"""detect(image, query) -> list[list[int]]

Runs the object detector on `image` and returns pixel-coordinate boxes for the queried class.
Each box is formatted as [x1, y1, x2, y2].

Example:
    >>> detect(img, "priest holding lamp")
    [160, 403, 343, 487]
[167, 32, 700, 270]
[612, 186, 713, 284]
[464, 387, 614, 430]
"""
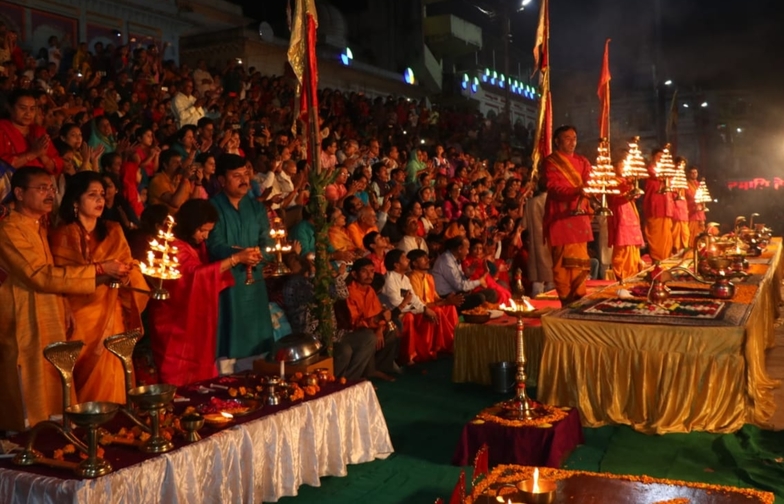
[207, 154, 270, 371]
[542, 126, 594, 305]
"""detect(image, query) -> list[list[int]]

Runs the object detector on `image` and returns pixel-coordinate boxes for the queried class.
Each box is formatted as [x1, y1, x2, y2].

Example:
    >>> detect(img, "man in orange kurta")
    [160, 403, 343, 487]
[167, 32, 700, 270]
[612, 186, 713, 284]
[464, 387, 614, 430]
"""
[543, 126, 593, 304]
[407, 249, 461, 353]
[643, 150, 674, 262]
[0, 168, 123, 432]
[685, 167, 706, 248]
[346, 258, 399, 381]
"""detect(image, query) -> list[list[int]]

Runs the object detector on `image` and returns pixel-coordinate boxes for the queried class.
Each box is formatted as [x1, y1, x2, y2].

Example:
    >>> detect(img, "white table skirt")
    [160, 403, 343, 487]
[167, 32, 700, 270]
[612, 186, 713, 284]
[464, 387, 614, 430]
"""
[0, 381, 394, 503]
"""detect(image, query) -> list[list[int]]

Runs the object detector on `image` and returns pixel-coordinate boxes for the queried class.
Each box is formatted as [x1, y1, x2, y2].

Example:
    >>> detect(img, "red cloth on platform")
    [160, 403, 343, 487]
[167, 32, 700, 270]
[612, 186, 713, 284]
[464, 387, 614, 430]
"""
[148, 239, 233, 386]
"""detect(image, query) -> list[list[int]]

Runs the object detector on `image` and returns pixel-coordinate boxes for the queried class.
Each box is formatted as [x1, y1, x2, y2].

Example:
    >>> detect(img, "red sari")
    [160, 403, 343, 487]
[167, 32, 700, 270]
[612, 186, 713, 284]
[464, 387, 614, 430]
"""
[0, 119, 63, 175]
[148, 239, 234, 386]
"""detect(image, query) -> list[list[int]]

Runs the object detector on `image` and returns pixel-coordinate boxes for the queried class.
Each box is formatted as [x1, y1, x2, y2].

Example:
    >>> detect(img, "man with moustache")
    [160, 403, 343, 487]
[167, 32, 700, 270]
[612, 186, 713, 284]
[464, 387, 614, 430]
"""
[542, 126, 593, 304]
[207, 154, 269, 371]
[0, 167, 127, 432]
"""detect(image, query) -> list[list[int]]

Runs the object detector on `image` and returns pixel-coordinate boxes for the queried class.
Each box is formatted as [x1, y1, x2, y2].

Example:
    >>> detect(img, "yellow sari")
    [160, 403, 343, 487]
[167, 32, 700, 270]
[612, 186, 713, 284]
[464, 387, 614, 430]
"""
[50, 221, 148, 403]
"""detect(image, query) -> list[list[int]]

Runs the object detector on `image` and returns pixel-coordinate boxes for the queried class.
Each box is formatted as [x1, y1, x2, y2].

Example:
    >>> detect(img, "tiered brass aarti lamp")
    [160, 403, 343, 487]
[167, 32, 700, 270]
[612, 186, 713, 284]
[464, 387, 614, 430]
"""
[266, 217, 292, 277]
[584, 138, 621, 216]
[139, 215, 182, 299]
[654, 144, 678, 193]
[694, 179, 712, 212]
[621, 137, 649, 197]
[499, 297, 539, 420]
[671, 159, 689, 201]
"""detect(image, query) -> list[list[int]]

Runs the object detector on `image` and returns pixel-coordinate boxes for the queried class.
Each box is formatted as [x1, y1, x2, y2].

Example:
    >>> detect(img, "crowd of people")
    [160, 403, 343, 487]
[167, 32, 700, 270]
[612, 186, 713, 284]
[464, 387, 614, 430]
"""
[0, 30, 709, 433]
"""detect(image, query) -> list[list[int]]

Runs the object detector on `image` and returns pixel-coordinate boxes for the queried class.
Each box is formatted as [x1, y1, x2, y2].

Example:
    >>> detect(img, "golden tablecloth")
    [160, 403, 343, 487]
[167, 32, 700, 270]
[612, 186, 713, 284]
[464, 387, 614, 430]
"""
[538, 238, 782, 434]
[452, 282, 615, 386]
[452, 319, 544, 386]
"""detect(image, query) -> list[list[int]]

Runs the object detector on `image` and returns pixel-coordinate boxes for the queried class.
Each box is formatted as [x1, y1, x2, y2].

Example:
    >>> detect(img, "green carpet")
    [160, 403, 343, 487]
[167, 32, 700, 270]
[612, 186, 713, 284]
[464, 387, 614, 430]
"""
[277, 358, 784, 503]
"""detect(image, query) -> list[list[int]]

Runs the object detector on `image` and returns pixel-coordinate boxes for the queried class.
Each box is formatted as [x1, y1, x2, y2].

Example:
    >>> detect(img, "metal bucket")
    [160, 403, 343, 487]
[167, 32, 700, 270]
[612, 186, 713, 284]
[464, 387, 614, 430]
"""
[490, 361, 516, 394]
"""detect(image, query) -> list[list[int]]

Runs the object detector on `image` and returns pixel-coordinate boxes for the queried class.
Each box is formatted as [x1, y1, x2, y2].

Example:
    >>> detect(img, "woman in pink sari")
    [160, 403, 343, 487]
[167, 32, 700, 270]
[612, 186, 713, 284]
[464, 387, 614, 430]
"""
[462, 239, 511, 306]
[147, 199, 259, 385]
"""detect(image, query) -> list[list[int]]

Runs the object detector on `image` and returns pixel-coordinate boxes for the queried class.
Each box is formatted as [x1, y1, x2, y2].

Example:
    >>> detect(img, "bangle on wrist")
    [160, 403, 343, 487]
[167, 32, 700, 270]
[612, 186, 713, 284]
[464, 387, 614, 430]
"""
[95, 262, 105, 275]
[230, 255, 238, 267]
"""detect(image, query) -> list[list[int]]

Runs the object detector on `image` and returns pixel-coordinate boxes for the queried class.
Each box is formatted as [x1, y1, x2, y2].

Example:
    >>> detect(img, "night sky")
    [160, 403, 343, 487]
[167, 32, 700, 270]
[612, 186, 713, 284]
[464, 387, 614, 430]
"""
[240, 0, 783, 98]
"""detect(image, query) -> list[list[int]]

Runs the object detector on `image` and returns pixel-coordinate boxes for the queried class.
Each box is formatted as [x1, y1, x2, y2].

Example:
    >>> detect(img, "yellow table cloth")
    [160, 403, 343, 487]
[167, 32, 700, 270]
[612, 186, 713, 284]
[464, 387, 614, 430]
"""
[537, 239, 782, 434]
[452, 319, 544, 386]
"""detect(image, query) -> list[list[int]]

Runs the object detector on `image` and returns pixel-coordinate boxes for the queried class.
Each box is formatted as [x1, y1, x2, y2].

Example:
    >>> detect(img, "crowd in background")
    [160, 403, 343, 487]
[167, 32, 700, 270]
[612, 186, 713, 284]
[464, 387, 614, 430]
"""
[2, 26, 767, 430]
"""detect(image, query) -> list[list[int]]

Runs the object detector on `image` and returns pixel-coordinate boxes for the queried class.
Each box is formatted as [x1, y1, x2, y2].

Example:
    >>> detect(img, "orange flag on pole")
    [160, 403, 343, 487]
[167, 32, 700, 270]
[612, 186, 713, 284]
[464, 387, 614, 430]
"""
[531, 0, 552, 181]
[287, 0, 319, 144]
[597, 38, 612, 141]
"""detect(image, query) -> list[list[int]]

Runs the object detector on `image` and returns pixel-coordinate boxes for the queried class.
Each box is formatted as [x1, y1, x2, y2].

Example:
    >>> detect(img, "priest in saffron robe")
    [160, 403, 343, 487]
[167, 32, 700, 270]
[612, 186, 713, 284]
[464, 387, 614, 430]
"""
[0, 90, 63, 174]
[542, 126, 593, 304]
[608, 164, 644, 281]
[643, 149, 674, 262]
[0, 167, 124, 431]
[149, 199, 258, 385]
[685, 166, 706, 248]
[207, 154, 270, 363]
[49, 172, 147, 404]
[671, 189, 690, 255]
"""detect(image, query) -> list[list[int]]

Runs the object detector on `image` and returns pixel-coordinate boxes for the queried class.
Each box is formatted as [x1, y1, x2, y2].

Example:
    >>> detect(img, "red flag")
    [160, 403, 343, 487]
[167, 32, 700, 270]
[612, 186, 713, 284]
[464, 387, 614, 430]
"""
[449, 470, 466, 504]
[597, 38, 611, 140]
[531, 0, 551, 180]
[471, 444, 489, 486]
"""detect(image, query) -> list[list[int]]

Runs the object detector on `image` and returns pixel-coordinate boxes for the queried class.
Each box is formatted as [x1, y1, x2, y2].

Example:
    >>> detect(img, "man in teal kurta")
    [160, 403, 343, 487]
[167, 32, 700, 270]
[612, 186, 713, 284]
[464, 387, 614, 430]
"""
[207, 154, 274, 359]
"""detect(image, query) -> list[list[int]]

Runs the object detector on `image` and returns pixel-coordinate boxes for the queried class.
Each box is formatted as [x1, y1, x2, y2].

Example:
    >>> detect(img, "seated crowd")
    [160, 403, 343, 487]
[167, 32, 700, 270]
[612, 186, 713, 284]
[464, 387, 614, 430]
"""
[0, 33, 549, 433]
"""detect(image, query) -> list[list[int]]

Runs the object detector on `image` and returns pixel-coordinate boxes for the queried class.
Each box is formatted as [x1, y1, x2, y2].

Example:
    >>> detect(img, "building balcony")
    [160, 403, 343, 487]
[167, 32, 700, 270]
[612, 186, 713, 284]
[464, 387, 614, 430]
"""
[423, 14, 482, 57]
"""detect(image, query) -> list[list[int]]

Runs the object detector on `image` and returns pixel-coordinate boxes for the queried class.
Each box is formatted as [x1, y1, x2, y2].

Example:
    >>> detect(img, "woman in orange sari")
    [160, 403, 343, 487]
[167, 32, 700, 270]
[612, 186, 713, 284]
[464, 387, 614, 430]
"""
[50, 171, 148, 403]
[328, 205, 362, 257]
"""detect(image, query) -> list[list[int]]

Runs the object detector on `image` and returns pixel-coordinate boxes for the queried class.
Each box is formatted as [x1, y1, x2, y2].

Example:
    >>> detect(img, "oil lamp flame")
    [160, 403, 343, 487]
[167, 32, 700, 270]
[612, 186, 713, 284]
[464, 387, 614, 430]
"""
[220, 411, 233, 420]
[533, 467, 540, 493]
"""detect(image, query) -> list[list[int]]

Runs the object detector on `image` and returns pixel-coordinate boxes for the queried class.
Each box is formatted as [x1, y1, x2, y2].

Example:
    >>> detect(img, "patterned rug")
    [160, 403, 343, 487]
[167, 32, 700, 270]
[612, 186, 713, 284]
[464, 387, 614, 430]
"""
[583, 298, 727, 320]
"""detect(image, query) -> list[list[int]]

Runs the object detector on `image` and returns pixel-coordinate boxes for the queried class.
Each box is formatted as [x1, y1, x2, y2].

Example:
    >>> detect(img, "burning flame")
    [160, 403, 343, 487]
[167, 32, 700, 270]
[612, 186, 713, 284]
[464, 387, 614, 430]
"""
[500, 297, 536, 312]
[533, 467, 540, 493]
[220, 411, 234, 420]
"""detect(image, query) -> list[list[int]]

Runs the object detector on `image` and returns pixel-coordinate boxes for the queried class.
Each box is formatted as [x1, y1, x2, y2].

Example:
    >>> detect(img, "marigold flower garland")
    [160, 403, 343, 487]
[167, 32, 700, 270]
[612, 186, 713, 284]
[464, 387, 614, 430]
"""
[465, 465, 774, 504]
[474, 403, 568, 428]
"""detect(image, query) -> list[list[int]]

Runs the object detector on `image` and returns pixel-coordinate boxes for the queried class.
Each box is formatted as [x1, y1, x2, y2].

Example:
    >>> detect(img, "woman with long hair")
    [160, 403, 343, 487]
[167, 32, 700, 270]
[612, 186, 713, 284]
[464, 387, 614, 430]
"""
[49, 171, 148, 403]
[101, 172, 139, 232]
[147, 199, 259, 385]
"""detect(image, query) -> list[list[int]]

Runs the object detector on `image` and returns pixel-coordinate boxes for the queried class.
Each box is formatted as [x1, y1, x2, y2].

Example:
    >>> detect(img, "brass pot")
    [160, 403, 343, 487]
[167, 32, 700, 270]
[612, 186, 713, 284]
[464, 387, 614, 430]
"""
[710, 278, 735, 300]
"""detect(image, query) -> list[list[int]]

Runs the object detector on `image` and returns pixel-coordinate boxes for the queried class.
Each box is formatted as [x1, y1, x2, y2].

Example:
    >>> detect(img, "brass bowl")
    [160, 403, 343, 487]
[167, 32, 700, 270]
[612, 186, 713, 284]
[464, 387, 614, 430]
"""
[65, 401, 120, 428]
[128, 384, 177, 409]
[706, 256, 732, 271]
[517, 478, 557, 504]
[180, 413, 205, 442]
[463, 312, 491, 324]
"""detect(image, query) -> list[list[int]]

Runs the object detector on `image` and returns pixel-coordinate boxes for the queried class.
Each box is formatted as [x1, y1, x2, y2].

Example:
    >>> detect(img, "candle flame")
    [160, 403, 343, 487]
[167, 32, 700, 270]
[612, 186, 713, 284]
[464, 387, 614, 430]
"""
[533, 467, 540, 493]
